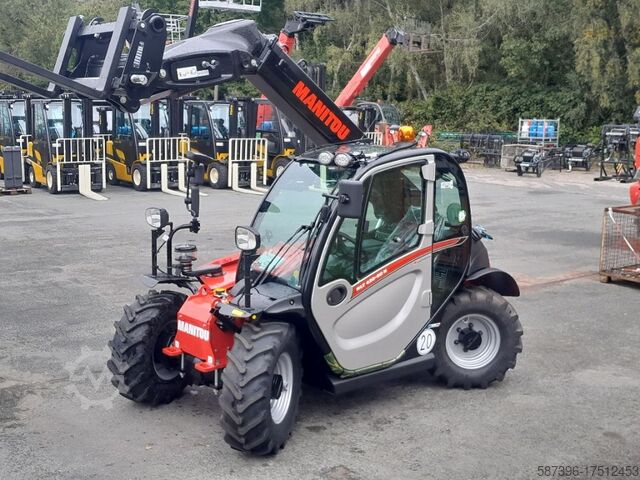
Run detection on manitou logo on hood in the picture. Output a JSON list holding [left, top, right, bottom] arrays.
[[177, 320, 210, 342], [292, 81, 351, 140]]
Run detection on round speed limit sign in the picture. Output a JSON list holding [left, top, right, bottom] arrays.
[[417, 328, 436, 356]]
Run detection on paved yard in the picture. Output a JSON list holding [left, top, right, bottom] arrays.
[[0, 167, 638, 479]]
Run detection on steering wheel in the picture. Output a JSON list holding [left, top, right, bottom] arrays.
[[335, 231, 356, 255]]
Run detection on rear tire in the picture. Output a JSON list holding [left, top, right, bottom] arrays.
[[208, 163, 228, 189], [108, 290, 188, 405], [432, 287, 523, 389], [132, 165, 147, 191], [219, 322, 302, 455]]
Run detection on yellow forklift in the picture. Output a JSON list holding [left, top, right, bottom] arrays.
[[23, 95, 106, 198]]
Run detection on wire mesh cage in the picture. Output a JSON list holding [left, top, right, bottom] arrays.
[[599, 205, 640, 284]]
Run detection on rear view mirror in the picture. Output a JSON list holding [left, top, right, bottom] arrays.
[[336, 180, 364, 219]]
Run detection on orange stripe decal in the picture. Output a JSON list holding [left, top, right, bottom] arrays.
[[351, 237, 467, 299]]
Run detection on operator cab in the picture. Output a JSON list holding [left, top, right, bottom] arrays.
[[244, 143, 472, 334]]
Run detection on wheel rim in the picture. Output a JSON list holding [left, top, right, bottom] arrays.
[[133, 168, 141, 186], [46, 171, 53, 189], [152, 321, 180, 381], [275, 164, 285, 177], [270, 352, 293, 424], [29, 168, 35, 184], [445, 314, 501, 370], [209, 167, 219, 186], [108, 167, 114, 181]]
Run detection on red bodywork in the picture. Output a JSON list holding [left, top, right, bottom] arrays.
[[165, 253, 240, 372], [278, 32, 296, 55], [629, 140, 640, 205], [335, 33, 397, 107]]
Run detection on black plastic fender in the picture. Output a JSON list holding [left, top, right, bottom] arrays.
[[465, 268, 520, 297]]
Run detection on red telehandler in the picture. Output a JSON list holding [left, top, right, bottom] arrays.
[[335, 27, 433, 147], [0, 6, 522, 455]]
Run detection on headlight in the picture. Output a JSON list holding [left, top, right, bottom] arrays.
[[235, 226, 261, 252], [334, 153, 353, 167], [145, 207, 169, 229], [318, 151, 334, 165]]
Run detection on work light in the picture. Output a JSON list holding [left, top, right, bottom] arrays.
[[145, 207, 169, 229]]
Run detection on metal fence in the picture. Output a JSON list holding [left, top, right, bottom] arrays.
[[599, 205, 640, 284]]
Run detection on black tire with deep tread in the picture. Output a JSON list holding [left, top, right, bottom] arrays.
[[432, 287, 523, 389], [108, 290, 188, 405], [219, 322, 302, 455]]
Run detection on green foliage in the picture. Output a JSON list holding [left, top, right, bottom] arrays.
[[0, 0, 639, 141]]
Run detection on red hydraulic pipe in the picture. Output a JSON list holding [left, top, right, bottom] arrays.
[[335, 27, 404, 107]]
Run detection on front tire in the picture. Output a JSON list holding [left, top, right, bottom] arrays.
[[219, 322, 302, 455], [46, 166, 59, 194], [28, 164, 39, 188], [433, 287, 523, 389], [108, 290, 188, 405], [272, 157, 290, 179], [208, 163, 228, 189], [106, 163, 119, 185], [132, 165, 147, 191]]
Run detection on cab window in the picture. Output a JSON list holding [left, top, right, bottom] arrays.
[[209, 103, 230, 139], [34, 105, 47, 140], [431, 159, 471, 313], [115, 110, 134, 140], [188, 103, 210, 140], [321, 163, 424, 285], [0, 103, 12, 138]]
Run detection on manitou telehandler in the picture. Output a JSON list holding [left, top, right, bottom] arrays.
[[1, 7, 523, 455]]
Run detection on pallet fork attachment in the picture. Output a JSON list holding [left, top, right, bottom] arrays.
[[0, 8, 363, 151]]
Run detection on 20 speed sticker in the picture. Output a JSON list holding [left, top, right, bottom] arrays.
[[417, 328, 436, 356]]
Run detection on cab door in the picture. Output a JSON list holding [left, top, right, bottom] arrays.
[[31, 103, 52, 178], [311, 155, 436, 373], [0, 102, 12, 174], [185, 102, 214, 157], [113, 109, 139, 170]]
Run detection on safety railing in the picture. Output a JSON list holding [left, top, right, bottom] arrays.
[[365, 131, 383, 146], [53, 136, 107, 200], [145, 136, 190, 196], [228, 137, 268, 194]]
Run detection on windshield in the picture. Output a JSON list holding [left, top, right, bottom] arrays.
[[250, 161, 355, 289], [381, 104, 401, 125], [10, 102, 26, 136], [133, 104, 151, 139], [48, 102, 83, 140], [208, 103, 231, 139]]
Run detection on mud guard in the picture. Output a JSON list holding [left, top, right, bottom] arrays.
[[465, 267, 520, 297]]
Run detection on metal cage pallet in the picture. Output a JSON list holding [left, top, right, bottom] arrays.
[[599, 205, 640, 284]]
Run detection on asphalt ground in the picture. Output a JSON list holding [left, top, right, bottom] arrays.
[[0, 166, 638, 480]]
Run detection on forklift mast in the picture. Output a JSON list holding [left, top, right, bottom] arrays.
[[0, 7, 362, 146], [335, 27, 405, 107]]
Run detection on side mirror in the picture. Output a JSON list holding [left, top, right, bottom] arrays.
[[336, 180, 364, 219]]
